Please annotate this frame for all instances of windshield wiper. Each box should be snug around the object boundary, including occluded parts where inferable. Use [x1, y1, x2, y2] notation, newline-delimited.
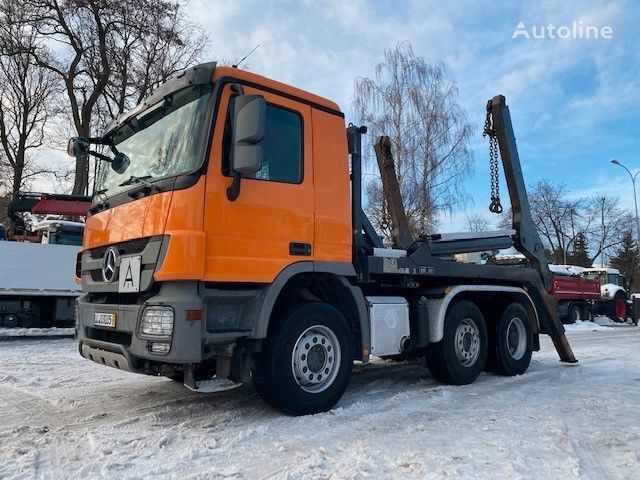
[119, 175, 153, 188]
[119, 174, 163, 199]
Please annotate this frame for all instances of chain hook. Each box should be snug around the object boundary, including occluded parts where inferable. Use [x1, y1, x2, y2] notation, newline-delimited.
[483, 108, 503, 215]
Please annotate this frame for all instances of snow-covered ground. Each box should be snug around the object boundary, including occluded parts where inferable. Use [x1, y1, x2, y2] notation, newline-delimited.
[0, 327, 75, 338]
[1, 325, 639, 479]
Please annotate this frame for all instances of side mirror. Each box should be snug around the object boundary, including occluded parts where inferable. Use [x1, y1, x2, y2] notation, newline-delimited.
[231, 95, 266, 175]
[227, 95, 266, 201]
[67, 137, 90, 157]
[111, 152, 130, 174]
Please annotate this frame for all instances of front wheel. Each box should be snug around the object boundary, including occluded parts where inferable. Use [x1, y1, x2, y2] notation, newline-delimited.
[252, 303, 353, 416]
[426, 300, 488, 385]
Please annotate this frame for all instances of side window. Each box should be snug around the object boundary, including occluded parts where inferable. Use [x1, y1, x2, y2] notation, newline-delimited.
[223, 98, 303, 183]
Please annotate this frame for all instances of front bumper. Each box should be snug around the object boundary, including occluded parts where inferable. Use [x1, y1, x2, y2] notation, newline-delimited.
[77, 282, 205, 372]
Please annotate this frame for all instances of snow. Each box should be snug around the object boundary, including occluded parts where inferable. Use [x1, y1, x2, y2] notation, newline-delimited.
[562, 316, 624, 332]
[1, 328, 639, 479]
[0, 327, 75, 338]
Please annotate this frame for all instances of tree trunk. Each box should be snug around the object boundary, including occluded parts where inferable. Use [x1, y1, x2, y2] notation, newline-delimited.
[72, 124, 91, 195]
[12, 160, 23, 195]
[72, 154, 89, 195]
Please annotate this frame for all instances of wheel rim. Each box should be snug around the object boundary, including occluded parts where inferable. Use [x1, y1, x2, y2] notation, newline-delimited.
[572, 308, 581, 322]
[291, 325, 341, 393]
[506, 316, 527, 360]
[454, 318, 481, 367]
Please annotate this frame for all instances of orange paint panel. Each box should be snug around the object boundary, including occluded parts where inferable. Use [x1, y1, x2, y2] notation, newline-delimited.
[206, 234, 304, 283]
[155, 177, 206, 280]
[213, 67, 341, 114]
[202, 83, 316, 283]
[164, 177, 206, 232]
[311, 108, 352, 263]
[83, 192, 174, 249]
[154, 230, 206, 280]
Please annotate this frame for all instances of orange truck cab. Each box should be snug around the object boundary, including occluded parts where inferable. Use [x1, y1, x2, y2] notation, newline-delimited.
[73, 62, 574, 415]
[76, 63, 360, 413]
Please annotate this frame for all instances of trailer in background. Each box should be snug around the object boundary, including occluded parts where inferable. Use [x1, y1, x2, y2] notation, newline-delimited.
[549, 266, 600, 323]
[0, 192, 90, 329]
[0, 222, 83, 328]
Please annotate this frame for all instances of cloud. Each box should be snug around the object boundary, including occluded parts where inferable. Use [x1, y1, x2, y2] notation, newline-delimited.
[31, 0, 640, 221]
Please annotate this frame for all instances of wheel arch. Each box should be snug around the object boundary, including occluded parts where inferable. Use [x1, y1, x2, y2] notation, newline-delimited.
[254, 262, 370, 361]
[427, 285, 541, 344]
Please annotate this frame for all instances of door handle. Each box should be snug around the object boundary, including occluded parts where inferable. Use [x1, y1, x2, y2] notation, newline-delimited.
[289, 242, 312, 256]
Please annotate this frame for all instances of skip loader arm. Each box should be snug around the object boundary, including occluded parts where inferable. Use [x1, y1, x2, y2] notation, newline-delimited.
[488, 95, 577, 363]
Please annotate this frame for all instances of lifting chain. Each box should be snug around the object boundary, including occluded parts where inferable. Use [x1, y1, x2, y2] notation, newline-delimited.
[483, 108, 503, 214]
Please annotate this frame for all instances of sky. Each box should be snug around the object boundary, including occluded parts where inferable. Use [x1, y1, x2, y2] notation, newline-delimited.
[34, 0, 640, 232]
[185, 0, 640, 231]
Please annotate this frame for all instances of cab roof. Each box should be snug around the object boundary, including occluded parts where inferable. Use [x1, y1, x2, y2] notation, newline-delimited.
[213, 66, 343, 116]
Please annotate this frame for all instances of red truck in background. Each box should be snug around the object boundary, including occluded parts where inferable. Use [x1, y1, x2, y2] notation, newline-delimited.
[549, 268, 600, 323]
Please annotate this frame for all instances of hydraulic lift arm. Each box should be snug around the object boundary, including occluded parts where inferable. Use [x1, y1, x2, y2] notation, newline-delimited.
[487, 95, 577, 363]
[486, 96, 552, 290]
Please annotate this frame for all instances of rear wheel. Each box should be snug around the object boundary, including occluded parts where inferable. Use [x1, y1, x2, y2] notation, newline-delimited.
[566, 304, 581, 324]
[252, 302, 353, 415]
[490, 303, 533, 376]
[19, 315, 34, 328]
[3, 314, 18, 328]
[426, 300, 487, 385]
[580, 305, 593, 322]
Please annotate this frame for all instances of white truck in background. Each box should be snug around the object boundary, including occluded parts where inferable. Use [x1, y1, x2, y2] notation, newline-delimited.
[581, 267, 631, 322]
[0, 192, 89, 329]
[0, 220, 83, 328]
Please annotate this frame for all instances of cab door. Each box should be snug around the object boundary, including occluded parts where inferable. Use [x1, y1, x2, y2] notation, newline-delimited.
[203, 84, 314, 283]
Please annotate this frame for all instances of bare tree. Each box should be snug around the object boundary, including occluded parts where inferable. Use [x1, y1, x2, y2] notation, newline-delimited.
[0, 0, 59, 195]
[12, 0, 208, 195]
[464, 212, 492, 232]
[586, 195, 631, 266]
[101, 1, 208, 116]
[498, 179, 631, 266]
[353, 41, 474, 238]
[526, 180, 583, 264]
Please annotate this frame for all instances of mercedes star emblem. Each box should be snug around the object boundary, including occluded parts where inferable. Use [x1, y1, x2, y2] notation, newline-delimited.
[102, 247, 118, 283]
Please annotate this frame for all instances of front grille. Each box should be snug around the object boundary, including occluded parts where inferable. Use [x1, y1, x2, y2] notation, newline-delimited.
[85, 327, 132, 347]
[88, 237, 153, 259]
[81, 236, 165, 294]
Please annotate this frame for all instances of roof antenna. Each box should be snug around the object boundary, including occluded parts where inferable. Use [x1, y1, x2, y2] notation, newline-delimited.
[233, 44, 260, 69]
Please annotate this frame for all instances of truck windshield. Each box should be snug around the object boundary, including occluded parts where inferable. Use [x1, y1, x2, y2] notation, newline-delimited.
[51, 230, 84, 246]
[95, 84, 214, 198]
[583, 271, 621, 286]
[607, 274, 621, 286]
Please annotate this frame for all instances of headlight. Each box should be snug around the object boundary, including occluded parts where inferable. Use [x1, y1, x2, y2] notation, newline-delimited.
[139, 306, 174, 337]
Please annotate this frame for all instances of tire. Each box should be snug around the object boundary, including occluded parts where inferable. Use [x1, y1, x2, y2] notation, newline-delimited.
[566, 304, 581, 324]
[426, 300, 488, 385]
[489, 303, 533, 376]
[19, 315, 34, 328]
[252, 302, 353, 416]
[580, 305, 593, 322]
[3, 314, 18, 328]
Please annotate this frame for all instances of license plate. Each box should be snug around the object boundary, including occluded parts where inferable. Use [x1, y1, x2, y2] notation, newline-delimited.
[94, 312, 117, 328]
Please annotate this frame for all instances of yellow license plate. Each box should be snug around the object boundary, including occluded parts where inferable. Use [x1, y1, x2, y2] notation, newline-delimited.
[94, 312, 117, 328]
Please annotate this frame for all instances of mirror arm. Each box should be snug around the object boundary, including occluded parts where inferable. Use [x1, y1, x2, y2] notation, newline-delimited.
[226, 173, 242, 201]
[88, 149, 113, 163]
[87, 136, 112, 146]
